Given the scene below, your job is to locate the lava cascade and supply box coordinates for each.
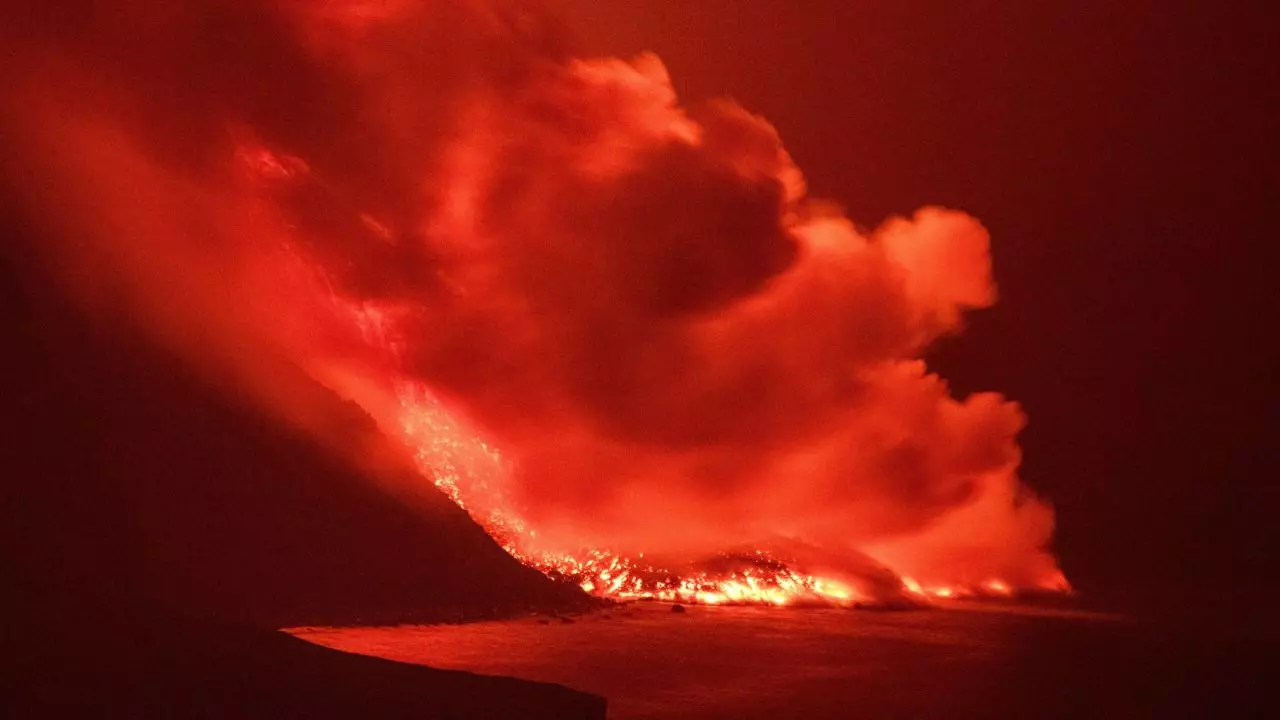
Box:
[1,0,1069,608]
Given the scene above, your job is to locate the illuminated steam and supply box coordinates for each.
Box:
[1,0,1065,598]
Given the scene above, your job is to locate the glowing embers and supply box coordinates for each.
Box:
[393,383,869,607]
[392,380,1045,608]
[898,575,1071,601]
[397,382,531,545]
[535,548,864,607]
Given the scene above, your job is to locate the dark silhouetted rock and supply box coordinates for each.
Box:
[0,219,606,717]
[671,604,686,613]
[0,239,593,628]
[1,584,605,719]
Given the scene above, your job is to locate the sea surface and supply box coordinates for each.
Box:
[290,601,1265,719]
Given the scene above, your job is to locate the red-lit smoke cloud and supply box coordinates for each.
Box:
[1,0,1062,589]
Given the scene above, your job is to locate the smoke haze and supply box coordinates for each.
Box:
[1,0,1062,590]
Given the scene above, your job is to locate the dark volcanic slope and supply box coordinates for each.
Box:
[3,586,606,719]
[0,239,589,628]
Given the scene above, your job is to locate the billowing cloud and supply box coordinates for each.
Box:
[1,0,1063,593]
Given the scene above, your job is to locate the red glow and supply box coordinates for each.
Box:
[3,0,1069,608]
[389,374,1063,606]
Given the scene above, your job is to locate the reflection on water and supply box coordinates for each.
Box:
[289,602,1260,719]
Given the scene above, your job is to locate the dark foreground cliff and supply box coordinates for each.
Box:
[0,214,600,715]
[2,583,605,719]
[0,232,593,627]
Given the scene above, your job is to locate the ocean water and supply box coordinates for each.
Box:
[290,602,1264,719]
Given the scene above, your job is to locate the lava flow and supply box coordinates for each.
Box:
[393,379,1062,606]
[3,0,1070,609]
[396,378,869,606]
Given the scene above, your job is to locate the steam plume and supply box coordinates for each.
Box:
[1,0,1064,592]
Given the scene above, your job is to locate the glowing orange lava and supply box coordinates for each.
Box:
[396,382,864,605]
[394,381,1057,607]
[3,0,1076,615]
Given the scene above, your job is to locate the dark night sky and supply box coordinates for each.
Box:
[559,0,1276,608]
